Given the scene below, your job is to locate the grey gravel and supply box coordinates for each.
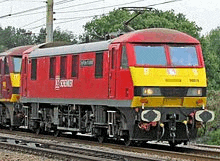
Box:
[0,148,59,161]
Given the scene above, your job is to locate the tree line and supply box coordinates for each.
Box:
[0,9,219,90]
[0,27,78,52]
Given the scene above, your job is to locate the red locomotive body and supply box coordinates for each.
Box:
[0,28,214,146]
[21,40,134,104]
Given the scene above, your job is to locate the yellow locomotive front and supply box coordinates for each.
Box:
[127,42,214,146]
[0,46,32,128]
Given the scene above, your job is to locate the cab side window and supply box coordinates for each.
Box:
[95,52,103,78]
[4,57,9,75]
[72,55,79,78]
[0,59,2,74]
[120,46,128,69]
[49,57,56,79]
[60,56,67,79]
[111,48,115,69]
[31,58,37,80]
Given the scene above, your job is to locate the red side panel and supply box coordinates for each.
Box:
[110,43,134,100]
[116,69,133,100]
[24,52,109,99]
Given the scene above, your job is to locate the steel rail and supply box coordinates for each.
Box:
[0,130,220,161]
[0,136,160,161]
[195,143,220,150]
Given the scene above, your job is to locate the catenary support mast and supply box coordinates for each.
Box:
[46,0,53,42]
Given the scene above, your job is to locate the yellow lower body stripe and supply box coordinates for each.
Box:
[0,94,20,103]
[131,96,207,108]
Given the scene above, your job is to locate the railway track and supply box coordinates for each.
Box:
[195,143,220,150]
[0,135,160,161]
[0,129,220,161]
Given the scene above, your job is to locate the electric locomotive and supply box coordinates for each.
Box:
[0,42,67,129]
[0,28,214,147]
[0,45,33,128]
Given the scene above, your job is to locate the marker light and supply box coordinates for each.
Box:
[187,88,203,96]
[196,99,204,105]
[140,98,148,104]
[143,88,153,95]
[142,88,161,96]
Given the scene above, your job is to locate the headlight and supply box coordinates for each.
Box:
[143,88,161,96]
[187,88,202,96]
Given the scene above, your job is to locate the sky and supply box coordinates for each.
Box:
[0,0,219,36]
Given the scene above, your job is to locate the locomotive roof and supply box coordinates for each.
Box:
[112,28,200,44]
[29,28,199,58]
[29,40,111,58]
[0,45,33,57]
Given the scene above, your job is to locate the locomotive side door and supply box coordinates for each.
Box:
[2,56,10,99]
[22,56,28,97]
[0,58,2,99]
[109,44,120,98]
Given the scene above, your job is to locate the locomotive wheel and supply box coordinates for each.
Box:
[35,127,41,135]
[71,131,77,137]
[9,125,14,131]
[97,135,105,143]
[124,135,133,146]
[97,129,107,143]
[54,130,60,137]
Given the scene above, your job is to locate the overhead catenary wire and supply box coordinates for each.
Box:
[29,14,103,29]
[6,11,45,18]
[26,24,46,30]
[55,0,75,5]
[56,0,181,14]
[20,17,45,28]
[55,14,105,20]
[147,0,182,7]
[0,0,181,19]
[55,0,104,11]
[54,0,182,23]
[5,0,45,2]
[55,13,107,23]
[28,12,107,30]
[55,0,146,14]
[0,2,46,18]
[1,0,183,32]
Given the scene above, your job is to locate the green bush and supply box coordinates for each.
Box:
[206,90,220,130]
[197,90,220,145]
[203,129,220,145]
